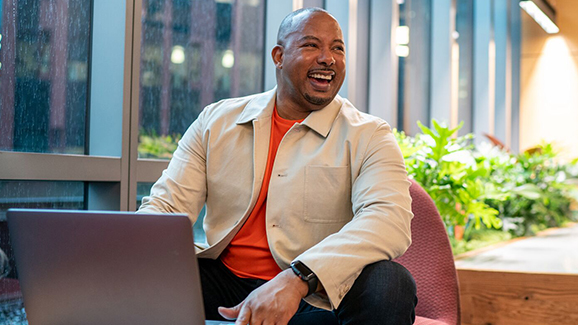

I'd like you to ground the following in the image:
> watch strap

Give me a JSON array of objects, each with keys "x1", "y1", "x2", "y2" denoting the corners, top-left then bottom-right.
[{"x1": 290, "y1": 261, "x2": 318, "y2": 296}]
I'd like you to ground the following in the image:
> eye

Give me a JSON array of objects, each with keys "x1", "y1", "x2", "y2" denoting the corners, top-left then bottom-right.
[
  {"x1": 333, "y1": 45, "x2": 345, "y2": 52},
  {"x1": 302, "y1": 43, "x2": 318, "y2": 48}
]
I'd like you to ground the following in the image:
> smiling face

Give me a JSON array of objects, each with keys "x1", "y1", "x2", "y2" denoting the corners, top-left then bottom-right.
[{"x1": 272, "y1": 11, "x2": 346, "y2": 120}]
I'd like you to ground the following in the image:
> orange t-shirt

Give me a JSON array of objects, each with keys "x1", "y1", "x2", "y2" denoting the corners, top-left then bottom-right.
[{"x1": 220, "y1": 106, "x2": 303, "y2": 280}]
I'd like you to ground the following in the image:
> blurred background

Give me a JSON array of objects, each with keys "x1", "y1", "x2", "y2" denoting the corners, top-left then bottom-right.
[{"x1": 0, "y1": 0, "x2": 577, "y2": 323}]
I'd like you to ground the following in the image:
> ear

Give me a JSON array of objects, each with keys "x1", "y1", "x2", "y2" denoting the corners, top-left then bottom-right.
[{"x1": 271, "y1": 45, "x2": 284, "y2": 69}]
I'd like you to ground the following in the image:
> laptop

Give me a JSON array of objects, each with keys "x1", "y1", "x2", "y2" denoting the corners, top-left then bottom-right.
[{"x1": 7, "y1": 209, "x2": 233, "y2": 325}]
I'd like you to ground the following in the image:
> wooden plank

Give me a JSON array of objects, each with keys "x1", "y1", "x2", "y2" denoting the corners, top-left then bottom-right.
[{"x1": 458, "y1": 269, "x2": 578, "y2": 325}]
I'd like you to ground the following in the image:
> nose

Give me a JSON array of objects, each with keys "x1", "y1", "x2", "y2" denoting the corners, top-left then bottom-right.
[{"x1": 317, "y1": 47, "x2": 336, "y2": 66}]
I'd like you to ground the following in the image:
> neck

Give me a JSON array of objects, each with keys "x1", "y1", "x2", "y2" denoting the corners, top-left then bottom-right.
[
  {"x1": 276, "y1": 105, "x2": 310, "y2": 121},
  {"x1": 275, "y1": 92, "x2": 317, "y2": 121}
]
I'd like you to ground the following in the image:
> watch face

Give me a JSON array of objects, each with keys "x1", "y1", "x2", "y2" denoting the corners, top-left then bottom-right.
[
  {"x1": 291, "y1": 261, "x2": 318, "y2": 297},
  {"x1": 292, "y1": 261, "x2": 314, "y2": 279}
]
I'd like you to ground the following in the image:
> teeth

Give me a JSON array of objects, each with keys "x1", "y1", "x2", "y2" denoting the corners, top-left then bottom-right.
[{"x1": 310, "y1": 73, "x2": 332, "y2": 80}]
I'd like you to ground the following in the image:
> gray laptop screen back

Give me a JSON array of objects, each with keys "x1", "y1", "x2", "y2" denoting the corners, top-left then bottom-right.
[{"x1": 7, "y1": 209, "x2": 207, "y2": 325}]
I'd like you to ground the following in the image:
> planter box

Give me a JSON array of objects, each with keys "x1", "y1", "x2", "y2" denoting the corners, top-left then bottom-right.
[
  {"x1": 455, "y1": 224, "x2": 578, "y2": 325},
  {"x1": 458, "y1": 269, "x2": 578, "y2": 325}
]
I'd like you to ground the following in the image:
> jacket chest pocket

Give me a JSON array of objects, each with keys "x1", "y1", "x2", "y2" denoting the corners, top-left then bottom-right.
[{"x1": 304, "y1": 166, "x2": 352, "y2": 223}]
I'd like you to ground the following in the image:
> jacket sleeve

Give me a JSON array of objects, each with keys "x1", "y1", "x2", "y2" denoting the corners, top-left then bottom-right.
[
  {"x1": 295, "y1": 122, "x2": 413, "y2": 310},
  {"x1": 137, "y1": 108, "x2": 209, "y2": 224}
]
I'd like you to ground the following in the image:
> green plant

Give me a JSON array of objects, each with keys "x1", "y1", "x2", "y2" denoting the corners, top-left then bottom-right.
[
  {"x1": 396, "y1": 120, "x2": 503, "y2": 239},
  {"x1": 450, "y1": 228, "x2": 512, "y2": 256},
  {"x1": 138, "y1": 131, "x2": 181, "y2": 159},
  {"x1": 396, "y1": 120, "x2": 578, "y2": 253},
  {"x1": 482, "y1": 142, "x2": 578, "y2": 236}
]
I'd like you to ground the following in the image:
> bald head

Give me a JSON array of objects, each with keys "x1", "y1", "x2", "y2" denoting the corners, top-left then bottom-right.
[
  {"x1": 271, "y1": 8, "x2": 345, "y2": 120},
  {"x1": 277, "y1": 7, "x2": 332, "y2": 46}
]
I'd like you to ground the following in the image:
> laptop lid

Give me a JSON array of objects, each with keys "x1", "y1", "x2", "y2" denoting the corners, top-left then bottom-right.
[{"x1": 7, "y1": 209, "x2": 226, "y2": 325}]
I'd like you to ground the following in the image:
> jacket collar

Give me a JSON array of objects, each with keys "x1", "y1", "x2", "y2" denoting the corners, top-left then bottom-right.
[
  {"x1": 301, "y1": 94, "x2": 343, "y2": 138},
  {"x1": 236, "y1": 88, "x2": 277, "y2": 124},
  {"x1": 236, "y1": 87, "x2": 344, "y2": 139}
]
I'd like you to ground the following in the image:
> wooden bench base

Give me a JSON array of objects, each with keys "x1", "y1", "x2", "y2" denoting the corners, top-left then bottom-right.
[{"x1": 458, "y1": 269, "x2": 578, "y2": 325}]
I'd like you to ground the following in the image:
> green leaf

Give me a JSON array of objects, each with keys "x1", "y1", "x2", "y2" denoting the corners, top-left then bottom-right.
[{"x1": 511, "y1": 184, "x2": 542, "y2": 200}]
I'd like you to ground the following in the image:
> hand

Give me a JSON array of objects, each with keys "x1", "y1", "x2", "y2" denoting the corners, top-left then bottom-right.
[{"x1": 218, "y1": 268, "x2": 309, "y2": 325}]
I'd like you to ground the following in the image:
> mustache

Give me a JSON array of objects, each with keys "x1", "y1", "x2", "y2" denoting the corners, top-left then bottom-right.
[{"x1": 308, "y1": 68, "x2": 335, "y2": 74}]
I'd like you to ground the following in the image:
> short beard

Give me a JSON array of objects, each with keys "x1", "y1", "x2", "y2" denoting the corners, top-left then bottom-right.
[{"x1": 304, "y1": 93, "x2": 332, "y2": 107}]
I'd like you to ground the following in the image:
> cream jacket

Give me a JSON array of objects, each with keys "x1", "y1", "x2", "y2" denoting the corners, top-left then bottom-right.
[{"x1": 138, "y1": 88, "x2": 413, "y2": 310}]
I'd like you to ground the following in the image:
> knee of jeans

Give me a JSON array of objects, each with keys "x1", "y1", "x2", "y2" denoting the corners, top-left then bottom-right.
[
  {"x1": 360, "y1": 260, "x2": 417, "y2": 297},
  {"x1": 340, "y1": 260, "x2": 417, "y2": 318}
]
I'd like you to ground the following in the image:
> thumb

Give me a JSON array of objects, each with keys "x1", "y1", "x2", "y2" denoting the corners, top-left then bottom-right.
[{"x1": 218, "y1": 301, "x2": 244, "y2": 320}]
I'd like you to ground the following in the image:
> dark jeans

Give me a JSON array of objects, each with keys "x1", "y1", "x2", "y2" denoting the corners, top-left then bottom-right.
[{"x1": 199, "y1": 258, "x2": 417, "y2": 325}]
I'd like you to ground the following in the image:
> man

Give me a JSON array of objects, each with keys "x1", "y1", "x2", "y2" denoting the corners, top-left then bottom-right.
[{"x1": 139, "y1": 7, "x2": 416, "y2": 325}]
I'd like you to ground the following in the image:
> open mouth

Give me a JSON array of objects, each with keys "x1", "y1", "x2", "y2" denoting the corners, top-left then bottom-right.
[{"x1": 308, "y1": 70, "x2": 335, "y2": 90}]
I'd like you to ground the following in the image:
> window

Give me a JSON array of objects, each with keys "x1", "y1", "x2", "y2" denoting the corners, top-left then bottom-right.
[
  {"x1": 0, "y1": 181, "x2": 84, "y2": 220},
  {"x1": 456, "y1": 0, "x2": 474, "y2": 135},
  {"x1": 1, "y1": 1, "x2": 275, "y2": 322},
  {"x1": 0, "y1": 181, "x2": 84, "y2": 281},
  {"x1": 137, "y1": 182, "x2": 206, "y2": 243},
  {"x1": 397, "y1": 0, "x2": 432, "y2": 135},
  {"x1": 0, "y1": 0, "x2": 91, "y2": 154},
  {"x1": 138, "y1": 0, "x2": 265, "y2": 159},
  {"x1": 0, "y1": 1, "x2": 120, "y2": 320}
]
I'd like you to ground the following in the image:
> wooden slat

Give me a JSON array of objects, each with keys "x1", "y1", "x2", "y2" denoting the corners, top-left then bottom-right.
[{"x1": 458, "y1": 269, "x2": 578, "y2": 325}]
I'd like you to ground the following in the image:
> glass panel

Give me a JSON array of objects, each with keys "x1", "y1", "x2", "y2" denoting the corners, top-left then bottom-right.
[
  {"x1": 138, "y1": 0, "x2": 265, "y2": 159},
  {"x1": 0, "y1": 181, "x2": 84, "y2": 324},
  {"x1": 0, "y1": 0, "x2": 91, "y2": 154},
  {"x1": 137, "y1": 182, "x2": 206, "y2": 243},
  {"x1": 398, "y1": 0, "x2": 432, "y2": 135},
  {"x1": 456, "y1": 0, "x2": 474, "y2": 135},
  {"x1": 0, "y1": 181, "x2": 84, "y2": 221}
]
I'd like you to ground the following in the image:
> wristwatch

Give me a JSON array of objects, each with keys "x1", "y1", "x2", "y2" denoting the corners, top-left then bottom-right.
[{"x1": 290, "y1": 260, "x2": 319, "y2": 297}]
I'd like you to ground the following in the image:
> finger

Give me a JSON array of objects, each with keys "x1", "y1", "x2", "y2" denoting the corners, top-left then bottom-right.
[
  {"x1": 218, "y1": 301, "x2": 244, "y2": 321},
  {"x1": 235, "y1": 304, "x2": 252, "y2": 325}
]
